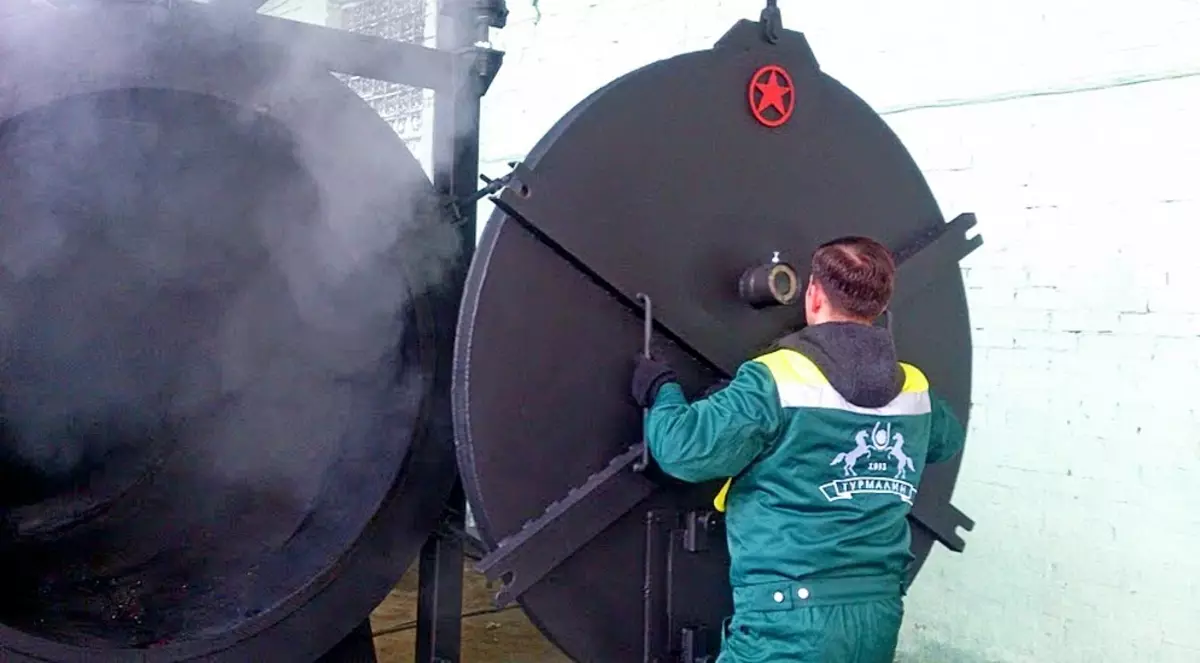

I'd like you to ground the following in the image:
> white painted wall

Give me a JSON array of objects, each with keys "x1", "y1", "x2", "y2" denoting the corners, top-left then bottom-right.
[{"x1": 475, "y1": 1, "x2": 1200, "y2": 661}]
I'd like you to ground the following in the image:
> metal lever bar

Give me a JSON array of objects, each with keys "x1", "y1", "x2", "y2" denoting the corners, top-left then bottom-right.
[
  {"x1": 473, "y1": 294, "x2": 658, "y2": 605},
  {"x1": 890, "y1": 212, "x2": 982, "y2": 306},
  {"x1": 633, "y1": 293, "x2": 653, "y2": 473},
  {"x1": 475, "y1": 445, "x2": 657, "y2": 606}
]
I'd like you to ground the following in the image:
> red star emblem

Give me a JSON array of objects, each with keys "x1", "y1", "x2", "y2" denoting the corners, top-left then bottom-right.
[{"x1": 748, "y1": 65, "x2": 795, "y2": 128}]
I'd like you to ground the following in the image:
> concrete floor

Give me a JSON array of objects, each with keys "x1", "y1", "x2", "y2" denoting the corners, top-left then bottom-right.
[{"x1": 369, "y1": 562, "x2": 572, "y2": 663}]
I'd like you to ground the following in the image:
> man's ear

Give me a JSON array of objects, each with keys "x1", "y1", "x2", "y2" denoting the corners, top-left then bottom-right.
[{"x1": 806, "y1": 278, "x2": 823, "y2": 312}]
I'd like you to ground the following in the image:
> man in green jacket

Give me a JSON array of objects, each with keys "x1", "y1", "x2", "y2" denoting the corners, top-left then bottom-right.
[{"x1": 630, "y1": 236, "x2": 966, "y2": 663}]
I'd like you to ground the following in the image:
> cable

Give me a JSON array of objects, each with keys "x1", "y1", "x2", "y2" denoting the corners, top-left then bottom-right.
[
  {"x1": 880, "y1": 68, "x2": 1200, "y2": 117},
  {"x1": 370, "y1": 604, "x2": 521, "y2": 638}
]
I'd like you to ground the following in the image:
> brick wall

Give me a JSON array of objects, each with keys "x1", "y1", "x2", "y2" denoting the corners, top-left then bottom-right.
[
  {"x1": 477, "y1": 1, "x2": 1200, "y2": 661},
  {"x1": 890, "y1": 75, "x2": 1200, "y2": 663}
]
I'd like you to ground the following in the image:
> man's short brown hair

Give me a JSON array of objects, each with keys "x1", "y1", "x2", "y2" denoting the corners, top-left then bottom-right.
[{"x1": 810, "y1": 236, "x2": 896, "y2": 320}]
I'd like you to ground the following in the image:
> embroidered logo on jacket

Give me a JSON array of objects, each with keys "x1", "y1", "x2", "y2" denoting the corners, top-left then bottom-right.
[{"x1": 821, "y1": 422, "x2": 916, "y2": 503}]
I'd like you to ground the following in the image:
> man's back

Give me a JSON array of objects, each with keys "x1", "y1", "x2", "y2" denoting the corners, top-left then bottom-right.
[
  {"x1": 648, "y1": 321, "x2": 965, "y2": 589},
  {"x1": 713, "y1": 322, "x2": 964, "y2": 589}
]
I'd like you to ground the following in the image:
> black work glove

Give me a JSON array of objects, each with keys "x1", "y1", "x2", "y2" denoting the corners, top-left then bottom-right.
[
  {"x1": 631, "y1": 354, "x2": 677, "y2": 408},
  {"x1": 702, "y1": 379, "x2": 732, "y2": 398}
]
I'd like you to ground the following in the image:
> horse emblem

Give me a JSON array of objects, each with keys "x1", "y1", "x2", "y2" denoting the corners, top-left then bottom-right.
[
  {"x1": 830, "y1": 422, "x2": 916, "y2": 480},
  {"x1": 889, "y1": 429, "x2": 915, "y2": 480},
  {"x1": 830, "y1": 429, "x2": 872, "y2": 477}
]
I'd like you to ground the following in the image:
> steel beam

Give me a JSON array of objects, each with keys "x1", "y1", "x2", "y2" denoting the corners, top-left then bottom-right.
[
  {"x1": 209, "y1": 0, "x2": 270, "y2": 12},
  {"x1": 176, "y1": 1, "x2": 459, "y2": 91}
]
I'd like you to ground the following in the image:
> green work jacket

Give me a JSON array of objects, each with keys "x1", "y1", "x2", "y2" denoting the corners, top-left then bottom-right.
[{"x1": 645, "y1": 347, "x2": 965, "y2": 589}]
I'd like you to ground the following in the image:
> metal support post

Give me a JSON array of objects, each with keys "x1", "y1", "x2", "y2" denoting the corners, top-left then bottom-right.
[
  {"x1": 415, "y1": 482, "x2": 468, "y2": 663},
  {"x1": 413, "y1": 2, "x2": 504, "y2": 662}
]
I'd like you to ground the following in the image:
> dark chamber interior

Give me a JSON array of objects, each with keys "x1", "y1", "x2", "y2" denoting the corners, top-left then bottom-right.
[{"x1": 0, "y1": 89, "x2": 421, "y2": 648}]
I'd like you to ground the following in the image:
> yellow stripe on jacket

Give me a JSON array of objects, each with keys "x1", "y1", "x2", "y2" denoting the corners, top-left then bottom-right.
[{"x1": 713, "y1": 349, "x2": 930, "y2": 513}]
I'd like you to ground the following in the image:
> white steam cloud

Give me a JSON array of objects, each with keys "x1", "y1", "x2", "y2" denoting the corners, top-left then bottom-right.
[{"x1": 0, "y1": 0, "x2": 463, "y2": 646}]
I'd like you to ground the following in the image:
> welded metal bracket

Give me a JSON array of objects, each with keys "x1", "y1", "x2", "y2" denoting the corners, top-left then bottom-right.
[
  {"x1": 910, "y1": 497, "x2": 974, "y2": 552},
  {"x1": 435, "y1": 0, "x2": 506, "y2": 96},
  {"x1": 891, "y1": 212, "x2": 982, "y2": 306},
  {"x1": 447, "y1": 164, "x2": 518, "y2": 221},
  {"x1": 475, "y1": 444, "x2": 658, "y2": 607},
  {"x1": 471, "y1": 47, "x2": 505, "y2": 96},
  {"x1": 440, "y1": 0, "x2": 509, "y2": 33}
]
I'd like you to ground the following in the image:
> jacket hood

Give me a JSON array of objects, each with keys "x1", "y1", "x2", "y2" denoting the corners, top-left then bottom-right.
[{"x1": 773, "y1": 322, "x2": 903, "y2": 408}]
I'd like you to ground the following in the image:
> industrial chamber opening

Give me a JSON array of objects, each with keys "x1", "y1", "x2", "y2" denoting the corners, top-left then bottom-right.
[{"x1": 0, "y1": 5, "x2": 459, "y2": 661}]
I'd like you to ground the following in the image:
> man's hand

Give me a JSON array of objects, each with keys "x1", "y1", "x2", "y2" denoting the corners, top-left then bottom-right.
[{"x1": 631, "y1": 354, "x2": 677, "y2": 408}]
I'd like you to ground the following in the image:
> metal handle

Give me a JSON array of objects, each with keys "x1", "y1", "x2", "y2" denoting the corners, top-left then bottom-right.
[
  {"x1": 638, "y1": 293, "x2": 653, "y2": 358},
  {"x1": 633, "y1": 293, "x2": 653, "y2": 473}
]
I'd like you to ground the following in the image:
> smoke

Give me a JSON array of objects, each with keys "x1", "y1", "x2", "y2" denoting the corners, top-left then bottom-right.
[{"x1": 0, "y1": 0, "x2": 464, "y2": 645}]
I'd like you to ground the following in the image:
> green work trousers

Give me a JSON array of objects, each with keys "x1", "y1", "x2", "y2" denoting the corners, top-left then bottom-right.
[{"x1": 717, "y1": 576, "x2": 904, "y2": 663}]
